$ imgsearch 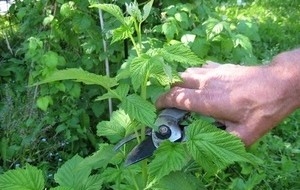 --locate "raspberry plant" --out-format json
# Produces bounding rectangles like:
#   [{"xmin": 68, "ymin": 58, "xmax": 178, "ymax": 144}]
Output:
[{"xmin": 0, "ymin": 1, "xmax": 267, "ymax": 189}]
